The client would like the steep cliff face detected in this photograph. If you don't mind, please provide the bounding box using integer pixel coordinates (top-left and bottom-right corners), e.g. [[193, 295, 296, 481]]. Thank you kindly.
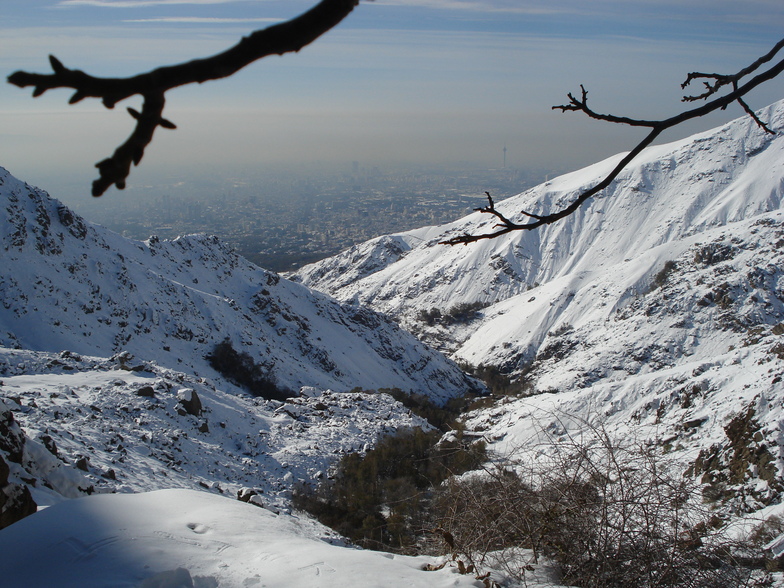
[[0, 167, 478, 402]]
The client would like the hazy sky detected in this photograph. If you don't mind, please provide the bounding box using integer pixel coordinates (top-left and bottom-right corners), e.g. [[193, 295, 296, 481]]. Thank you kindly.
[[1, 0, 784, 206]]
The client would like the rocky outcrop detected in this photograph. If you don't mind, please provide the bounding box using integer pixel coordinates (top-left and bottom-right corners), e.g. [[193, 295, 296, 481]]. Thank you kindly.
[[177, 388, 203, 417], [0, 454, 36, 529], [0, 405, 36, 529]]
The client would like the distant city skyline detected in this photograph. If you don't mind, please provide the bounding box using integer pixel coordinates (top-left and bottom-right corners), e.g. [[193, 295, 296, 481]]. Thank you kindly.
[[1, 0, 783, 207]]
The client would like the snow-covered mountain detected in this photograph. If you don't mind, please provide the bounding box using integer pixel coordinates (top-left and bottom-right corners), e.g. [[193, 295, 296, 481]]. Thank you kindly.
[[0, 166, 478, 402], [3, 99, 784, 586], [294, 102, 784, 512], [0, 167, 498, 585], [292, 101, 784, 366]]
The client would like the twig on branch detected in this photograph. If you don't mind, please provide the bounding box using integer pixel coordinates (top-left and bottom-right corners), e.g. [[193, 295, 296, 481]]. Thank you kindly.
[[442, 37, 784, 246], [7, 0, 360, 196], [681, 38, 784, 102]]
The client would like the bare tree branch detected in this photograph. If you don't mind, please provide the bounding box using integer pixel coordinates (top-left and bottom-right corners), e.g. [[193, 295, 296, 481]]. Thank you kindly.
[[681, 38, 784, 102], [8, 0, 361, 196], [442, 38, 784, 246]]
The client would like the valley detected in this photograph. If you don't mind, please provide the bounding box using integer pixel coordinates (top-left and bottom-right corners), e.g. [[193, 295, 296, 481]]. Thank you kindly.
[[1, 101, 784, 587]]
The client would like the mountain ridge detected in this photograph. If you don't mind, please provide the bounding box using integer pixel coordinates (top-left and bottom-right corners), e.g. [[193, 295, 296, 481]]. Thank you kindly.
[[0, 166, 479, 402], [292, 101, 784, 368]]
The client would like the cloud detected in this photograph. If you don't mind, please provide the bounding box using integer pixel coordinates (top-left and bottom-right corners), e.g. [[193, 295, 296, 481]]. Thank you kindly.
[[371, 0, 564, 13], [58, 0, 248, 7], [372, 0, 784, 24], [123, 17, 280, 23]]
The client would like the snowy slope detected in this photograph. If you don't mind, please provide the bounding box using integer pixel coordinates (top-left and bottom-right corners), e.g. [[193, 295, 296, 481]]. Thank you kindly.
[[0, 355, 561, 587], [0, 166, 478, 402], [292, 100, 784, 360], [455, 211, 784, 374], [0, 488, 553, 588], [0, 347, 432, 512], [0, 166, 508, 585], [0, 165, 493, 582], [463, 214, 784, 511]]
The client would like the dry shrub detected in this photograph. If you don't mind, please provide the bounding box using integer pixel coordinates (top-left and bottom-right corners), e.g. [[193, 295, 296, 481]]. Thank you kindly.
[[430, 417, 769, 588]]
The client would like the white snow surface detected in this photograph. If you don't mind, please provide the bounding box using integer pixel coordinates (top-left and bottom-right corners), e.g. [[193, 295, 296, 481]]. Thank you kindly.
[[0, 488, 507, 588]]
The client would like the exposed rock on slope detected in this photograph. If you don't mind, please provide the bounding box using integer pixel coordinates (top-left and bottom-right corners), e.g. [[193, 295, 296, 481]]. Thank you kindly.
[[0, 404, 36, 528], [0, 347, 432, 510]]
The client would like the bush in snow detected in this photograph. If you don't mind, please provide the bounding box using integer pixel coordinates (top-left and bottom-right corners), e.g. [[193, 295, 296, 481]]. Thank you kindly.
[[206, 339, 293, 401], [292, 427, 485, 553], [416, 301, 489, 327]]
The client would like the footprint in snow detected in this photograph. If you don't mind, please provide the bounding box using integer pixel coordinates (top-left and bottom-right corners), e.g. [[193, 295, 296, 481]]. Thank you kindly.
[[187, 522, 210, 534]]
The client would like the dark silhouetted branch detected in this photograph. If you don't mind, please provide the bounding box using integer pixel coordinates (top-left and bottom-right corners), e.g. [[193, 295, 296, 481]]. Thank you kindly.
[[8, 0, 360, 196], [681, 38, 784, 102], [442, 38, 784, 246]]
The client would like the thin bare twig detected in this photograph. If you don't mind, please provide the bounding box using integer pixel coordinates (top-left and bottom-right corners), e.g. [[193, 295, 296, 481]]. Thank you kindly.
[[442, 38, 784, 246], [8, 0, 360, 196]]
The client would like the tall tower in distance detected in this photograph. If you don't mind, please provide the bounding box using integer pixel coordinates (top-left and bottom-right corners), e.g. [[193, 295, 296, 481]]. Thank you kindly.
[[503, 143, 507, 168]]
